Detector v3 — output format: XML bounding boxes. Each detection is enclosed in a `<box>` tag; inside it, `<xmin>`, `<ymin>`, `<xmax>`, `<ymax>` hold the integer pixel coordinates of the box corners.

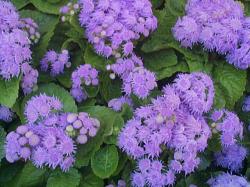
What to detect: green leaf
<box><xmin>21</xmin><ymin>83</ymin><xmax>77</xmax><ymax>123</ymax></box>
<box><xmin>0</xmin><ymin>77</ymin><xmax>20</xmax><ymax>108</ymax></box>
<box><xmin>0</xmin><ymin>127</ymin><xmax>6</xmax><ymax>161</ymax></box>
<box><xmin>84</xmin><ymin>45</ymin><xmax>109</xmax><ymax>71</ymax></box>
<box><xmin>99</xmin><ymin>73</ymin><xmax>122</xmax><ymax>102</ymax></box>
<box><xmin>75</xmin><ymin>106</ymin><xmax>123</xmax><ymax>167</ymax></box>
<box><xmin>141</xmin><ymin>0</ymin><xmax>186</xmax><ymax>52</ymax></box>
<box><xmin>213</xmin><ymin>61</ymin><xmax>247</xmax><ymax>109</ymax></box>
<box><xmin>10</xmin><ymin>162</ymin><xmax>47</xmax><ymax>187</ymax></box>
<box><xmin>91</xmin><ymin>145</ymin><xmax>119</xmax><ymax>179</ymax></box>
<box><xmin>30</xmin><ymin>0</ymin><xmax>69</xmax><ymax>15</ymax></box>
<box><xmin>12</xmin><ymin>0</ymin><xmax>30</xmax><ymax>9</ymax></box>
<box><xmin>80</xmin><ymin>172</ymin><xmax>104</xmax><ymax>187</ymax></box>
<box><xmin>47</xmin><ymin>168</ymin><xmax>81</xmax><ymax>187</ymax></box>
<box><xmin>20</xmin><ymin>10</ymin><xmax>58</xmax><ymax>35</ymax></box>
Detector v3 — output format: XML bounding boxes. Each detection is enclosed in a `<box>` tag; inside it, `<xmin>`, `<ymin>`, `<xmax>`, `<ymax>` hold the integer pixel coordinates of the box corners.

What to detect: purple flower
<box><xmin>174</xmin><ymin>72</ymin><xmax>214</xmax><ymax>115</ymax></box>
<box><xmin>21</xmin><ymin>63</ymin><xmax>38</xmax><ymax>95</ymax></box>
<box><xmin>108</xmin><ymin>96</ymin><xmax>133</xmax><ymax>111</ymax></box>
<box><xmin>24</xmin><ymin>94</ymin><xmax>63</xmax><ymax>124</ymax></box>
<box><xmin>172</xmin><ymin>16</ymin><xmax>200</xmax><ymax>47</ymax></box>
<box><xmin>65</xmin><ymin>112</ymin><xmax>100</xmax><ymax>144</ymax></box>
<box><xmin>19</xmin><ymin>18</ymin><xmax>40</xmax><ymax>44</ymax></box>
<box><xmin>210</xmin><ymin>110</ymin><xmax>243</xmax><ymax>146</ymax></box>
<box><xmin>215</xmin><ymin>144</ymin><xmax>247</xmax><ymax>172</ymax></box>
<box><xmin>123</xmin><ymin>67</ymin><xmax>157</xmax><ymax>99</ymax></box>
<box><xmin>0</xmin><ymin>29</ymin><xmax>31</xmax><ymax>80</ymax></box>
<box><xmin>207</xmin><ymin>173</ymin><xmax>250</xmax><ymax>187</ymax></box>
<box><xmin>70</xmin><ymin>64</ymin><xmax>99</xmax><ymax>102</ymax></box>
<box><xmin>40</xmin><ymin>50</ymin><xmax>70</xmax><ymax>77</ymax></box>
<box><xmin>79</xmin><ymin>0</ymin><xmax>157</xmax><ymax>58</ymax></box>
<box><xmin>0</xmin><ymin>105</ymin><xmax>13</xmax><ymax>122</ymax></box>
<box><xmin>0</xmin><ymin>1</ymin><xmax>20</xmax><ymax>32</ymax></box>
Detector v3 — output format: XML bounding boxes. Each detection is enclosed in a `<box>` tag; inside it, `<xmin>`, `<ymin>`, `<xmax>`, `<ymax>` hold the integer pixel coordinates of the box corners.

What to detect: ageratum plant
<box><xmin>0</xmin><ymin>0</ymin><xmax>250</xmax><ymax>186</ymax></box>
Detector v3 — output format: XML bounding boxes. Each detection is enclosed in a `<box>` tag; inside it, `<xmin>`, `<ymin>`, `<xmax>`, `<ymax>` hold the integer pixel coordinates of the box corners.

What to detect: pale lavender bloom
<box><xmin>211</xmin><ymin>110</ymin><xmax>243</xmax><ymax>146</ymax></box>
<box><xmin>40</xmin><ymin>50</ymin><xmax>70</xmax><ymax>76</ymax></box>
<box><xmin>78</xmin><ymin>0</ymin><xmax>157</xmax><ymax>58</ymax></box>
<box><xmin>24</xmin><ymin>94</ymin><xmax>63</xmax><ymax>124</ymax></box>
<box><xmin>60</xmin><ymin>2</ymin><xmax>79</xmax><ymax>22</ymax></box>
<box><xmin>108</xmin><ymin>96</ymin><xmax>133</xmax><ymax>111</ymax></box>
<box><xmin>70</xmin><ymin>64</ymin><xmax>99</xmax><ymax>102</ymax></box>
<box><xmin>132</xmin><ymin>159</ymin><xmax>167</xmax><ymax>187</ymax></box>
<box><xmin>174</xmin><ymin>72</ymin><xmax>214</xmax><ymax>115</ymax></box>
<box><xmin>0</xmin><ymin>1</ymin><xmax>20</xmax><ymax>32</ymax></box>
<box><xmin>215</xmin><ymin>144</ymin><xmax>247</xmax><ymax>172</ymax></box>
<box><xmin>65</xmin><ymin>112</ymin><xmax>100</xmax><ymax>144</ymax></box>
<box><xmin>21</xmin><ymin>62</ymin><xmax>38</xmax><ymax>95</ymax></box>
<box><xmin>0</xmin><ymin>105</ymin><xmax>13</xmax><ymax>122</ymax></box>
<box><xmin>207</xmin><ymin>173</ymin><xmax>250</xmax><ymax>187</ymax></box>
<box><xmin>123</xmin><ymin>67</ymin><xmax>157</xmax><ymax>99</ymax></box>
<box><xmin>19</xmin><ymin>18</ymin><xmax>40</xmax><ymax>44</ymax></box>
<box><xmin>0</xmin><ymin>29</ymin><xmax>31</xmax><ymax>80</ymax></box>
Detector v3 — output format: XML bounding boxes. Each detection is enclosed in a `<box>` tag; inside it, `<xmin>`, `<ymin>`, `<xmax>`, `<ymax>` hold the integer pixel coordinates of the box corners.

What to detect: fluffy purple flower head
<box><xmin>24</xmin><ymin>94</ymin><xmax>63</xmax><ymax>124</ymax></box>
<box><xmin>19</xmin><ymin>18</ymin><xmax>40</xmax><ymax>44</ymax></box>
<box><xmin>207</xmin><ymin>173</ymin><xmax>250</xmax><ymax>187</ymax></box>
<box><xmin>210</xmin><ymin>109</ymin><xmax>243</xmax><ymax>146</ymax></box>
<box><xmin>108</xmin><ymin>96</ymin><xmax>133</xmax><ymax>111</ymax></box>
<box><xmin>109</xmin><ymin>54</ymin><xmax>143</xmax><ymax>79</ymax></box>
<box><xmin>21</xmin><ymin>63</ymin><xmax>38</xmax><ymax>95</ymax></box>
<box><xmin>0</xmin><ymin>105</ymin><xmax>13</xmax><ymax>122</ymax></box>
<box><xmin>0</xmin><ymin>1</ymin><xmax>20</xmax><ymax>32</ymax></box>
<box><xmin>70</xmin><ymin>64</ymin><xmax>99</xmax><ymax>102</ymax></box>
<box><xmin>132</xmin><ymin>158</ymin><xmax>167</xmax><ymax>187</ymax></box>
<box><xmin>79</xmin><ymin>0</ymin><xmax>157</xmax><ymax>58</ymax></box>
<box><xmin>173</xmin><ymin>0</ymin><xmax>246</xmax><ymax>67</ymax></box>
<box><xmin>172</xmin><ymin>16</ymin><xmax>200</xmax><ymax>47</ymax></box>
<box><xmin>65</xmin><ymin>112</ymin><xmax>100</xmax><ymax>144</ymax></box>
<box><xmin>5</xmin><ymin>125</ymin><xmax>41</xmax><ymax>163</ymax></box>
<box><xmin>40</xmin><ymin>50</ymin><xmax>70</xmax><ymax>77</ymax></box>
<box><xmin>242</xmin><ymin>96</ymin><xmax>250</xmax><ymax>112</ymax></box>
<box><xmin>174</xmin><ymin>72</ymin><xmax>214</xmax><ymax>115</ymax></box>
<box><xmin>215</xmin><ymin>144</ymin><xmax>247</xmax><ymax>172</ymax></box>
<box><xmin>123</xmin><ymin>67</ymin><xmax>157</xmax><ymax>99</ymax></box>
<box><xmin>0</xmin><ymin>29</ymin><xmax>32</xmax><ymax>80</ymax></box>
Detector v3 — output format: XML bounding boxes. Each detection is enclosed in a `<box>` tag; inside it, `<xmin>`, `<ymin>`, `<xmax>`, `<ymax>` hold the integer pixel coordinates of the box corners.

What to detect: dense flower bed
<box><xmin>1</xmin><ymin>0</ymin><xmax>250</xmax><ymax>186</ymax></box>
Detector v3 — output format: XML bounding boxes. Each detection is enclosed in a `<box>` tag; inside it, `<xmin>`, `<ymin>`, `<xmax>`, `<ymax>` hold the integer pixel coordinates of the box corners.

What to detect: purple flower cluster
<box><xmin>78</xmin><ymin>0</ymin><xmax>157</xmax><ymax>98</ymax></box>
<box><xmin>215</xmin><ymin>144</ymin><xmax>247</xmax><ymax>172</ymax></box>
<box><xmin>173</xmin><ymin>0</ymin><xmax>250</xmax><ymax>69</ymax></box>
<box><xmin>0</xmin><ymin>1</ymin><xmax>20</xmax><ymax>32</ymax></box>
<box><xmin>108</xmin><ymin>96</ymin><xmax>133</xmax><ymax>111</ymax></box>
<box><xmin>60</xmin><ymin>2</ymin><xmax>80</xmax><ymax>22</ymax></box>
<box><xmin>70</xmin><ymin>64</ymin><xmax>99</xmax><ymax>102</ymax></box>
<box><xmin>119</xmin><ymin>72</ymin><xmax>214</xmax><ymax>186</ymax></box>
<box><xmin>210</xmin><ymin>110</ymin><xmax>246</xmax><ymax>172</ymax></box>
<box><xmin>6</xmin><ymin>94</ymin><xmax>100</xmax><ymax>171</ymax></box>
<box><xmin>19</xmin><ymin>18</ymin><xmax>40</xmax><ymax>44</ymax></box>
<box><xmin>79</xmin><ymin>0</ymin><xmax>157</xmax><ymax>58</ymax></box>
<box><xmin>0</xmin><ymin>105</ymin><xmax>13</xmax><ymax>122</ymax></box>
<box><xmin>207</xmin><ymin>173</ymin><xmax>250</xmax><ymax>187</ymax></box>
<box><xmin>210</xmin><ymin>110</ymin><xmax>243</xmax><ymax>146</ymax></box>
<box><xmin>65</xmin><ymin>113</ymin><xmax>100</xmax><ymax>144</ymax></box>
<box><xmin>24</xmin><ymin>94</ymin><xmax>63</xmax><ymax>124</ymax></box>
<box><xmin>40</xmin><ymin>50</ymin><xmax>71</xmax><ymax>77</ymax></box>
<box><xmin>21</xmin><ymin>63</ymin><xmax>38</xmax><ymax>95</ymax></box>
<box><xmin>0</xmin><ymin>1</ymin><xmax>32</xmax><ymax>80</ymax></box>
<box><xmin>132</xmin><ymin>158</ymin><xmax>170</xmax><ymax>187</ymax></box>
